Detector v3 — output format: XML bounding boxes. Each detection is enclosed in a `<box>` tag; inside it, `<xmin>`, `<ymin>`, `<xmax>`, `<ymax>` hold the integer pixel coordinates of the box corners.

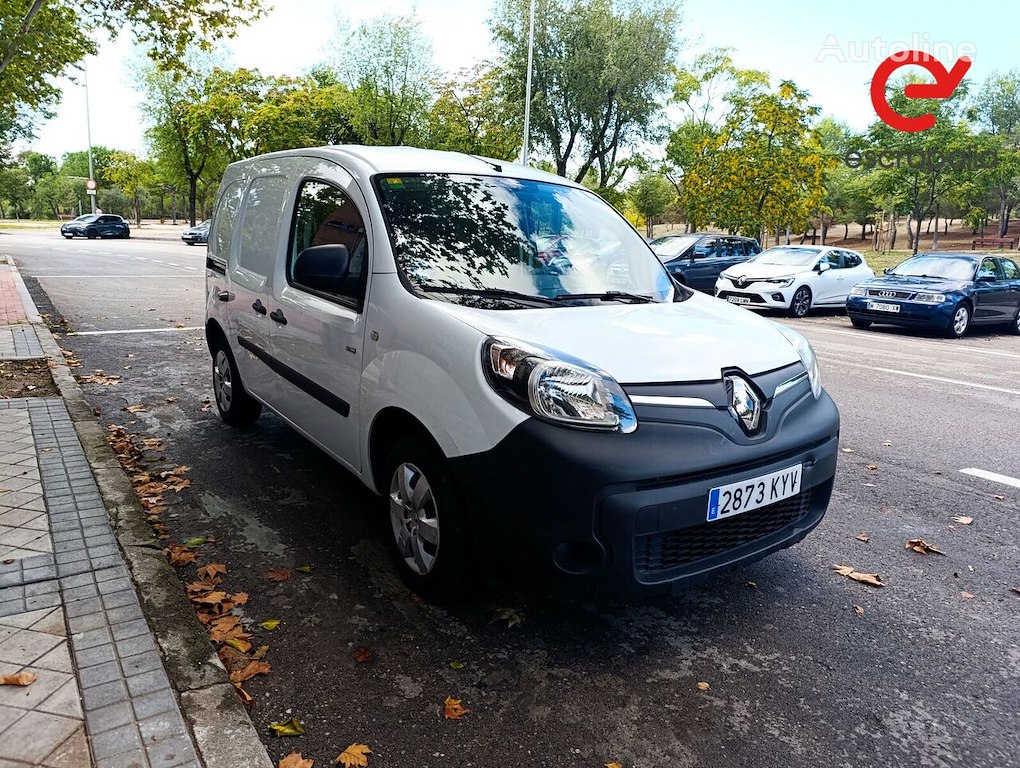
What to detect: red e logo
<box><xmin>870</xmin><ymin>50</ymin><xmax>971</xmax><ymax>132</ymax></box>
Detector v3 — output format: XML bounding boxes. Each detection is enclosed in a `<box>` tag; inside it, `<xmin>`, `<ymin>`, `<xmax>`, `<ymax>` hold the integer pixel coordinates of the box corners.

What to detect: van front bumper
<box><xmin>449</xmin><ymin>385</ymin><xmax>839</xmax><ymax>600</ymax></box>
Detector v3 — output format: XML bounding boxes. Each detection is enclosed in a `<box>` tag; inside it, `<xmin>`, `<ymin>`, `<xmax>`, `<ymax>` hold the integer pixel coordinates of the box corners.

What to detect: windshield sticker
<box><xmin>384</xmin><ymin>177</ymin><xmax>405</xmax><ymax>188</ymax></box>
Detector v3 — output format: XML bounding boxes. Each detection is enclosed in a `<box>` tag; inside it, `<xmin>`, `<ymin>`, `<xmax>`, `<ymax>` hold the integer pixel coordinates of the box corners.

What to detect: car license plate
<box><xmin>727</xmin><ymin>295</ymin><xmax>752</xmax><ymax>305</ymax></box>
<box><xmin>707</xmin><ymin>464</ymin><xmax>802</xmax><ymax>522</ymax></box>
<box><xmin>867</xmin><ymin>301</ymin><xmax>900</xmax><ymax>313</ymax></box>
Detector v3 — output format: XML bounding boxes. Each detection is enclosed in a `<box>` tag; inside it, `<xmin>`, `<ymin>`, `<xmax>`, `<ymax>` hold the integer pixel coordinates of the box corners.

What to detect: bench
<box><xmin>972</xmin><ymin>237</ymin><xmax>1017</xmax><ymax>249</ymax></box>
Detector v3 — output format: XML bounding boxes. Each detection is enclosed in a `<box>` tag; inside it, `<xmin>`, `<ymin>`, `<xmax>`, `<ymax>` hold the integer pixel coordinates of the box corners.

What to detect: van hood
<box><xmin>430</xmin><ymin>293</ymin><xmax>800</xmax><ymax>383</ymax></box>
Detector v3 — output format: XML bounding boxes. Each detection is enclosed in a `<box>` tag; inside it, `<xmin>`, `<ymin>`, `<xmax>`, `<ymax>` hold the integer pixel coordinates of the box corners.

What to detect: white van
<box><xmin>205</xmin><ymin>146</ymin><xmax>839</xmax><ymax>601</ymax></box>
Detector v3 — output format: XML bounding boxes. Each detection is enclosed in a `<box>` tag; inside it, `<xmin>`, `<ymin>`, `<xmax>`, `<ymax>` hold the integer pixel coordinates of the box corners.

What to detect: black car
<box><xmin>846</xmin><ymin>253</ymin><xmax>1020</xmax><ymax>337</ymax></box>
<box><xmin>650</xmin><ymin>233</ymin><xmax>761</xmax><ymax>292</ymax></box>
<box><xmin>60</xmin><ymin>214</ymin><xmax>130</xmax><ymax>240</ymax></box>
<box><xmin>181</xmin><ymin>219</ymin><xmax>211</xmax><ymax>245</ymax></box>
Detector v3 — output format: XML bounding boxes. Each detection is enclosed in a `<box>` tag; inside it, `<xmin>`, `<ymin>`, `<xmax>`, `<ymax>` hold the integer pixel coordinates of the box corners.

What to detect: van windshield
<box><xmin>374</xmin><ymin>174</ymin><xmax>674</xmax><ymax>307</ymax></box>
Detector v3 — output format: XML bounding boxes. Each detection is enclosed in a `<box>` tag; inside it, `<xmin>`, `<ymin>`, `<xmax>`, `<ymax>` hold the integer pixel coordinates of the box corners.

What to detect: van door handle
<box><xmin>269</xmin><ymin>309</ymin><xmax>287</xmax><ymax>325</ymax></box>
<box><xmin>217</xmin><ymin>290</ymin><xmax>234</xmax><ymax>302</ymax></box>
<box><xmin>252</xmin><ymin>299</ymin><xmax>267</xmax><ymax>315</ymax></box>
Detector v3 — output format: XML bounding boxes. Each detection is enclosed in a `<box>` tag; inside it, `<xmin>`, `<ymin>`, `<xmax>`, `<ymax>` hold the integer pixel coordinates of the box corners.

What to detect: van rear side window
<box><xmin>210</xmin><ymin>181</ymin><xmax>243</xmax><ymax>269</ymax></box>
<box><xmin>237</xmin><ymin>176</ymin><xmax>289</xmax><ymax>279</ymax></box>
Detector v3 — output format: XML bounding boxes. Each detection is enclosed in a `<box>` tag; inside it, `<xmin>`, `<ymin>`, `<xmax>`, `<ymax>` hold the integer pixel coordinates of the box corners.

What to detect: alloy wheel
<box><xmin>389</xmin><ymin>462</ymin><xmax>440</xmax><ymax>576</ymax></box>
<box><xmin>791</xmin><ymin>288</ymin><xmax>811</xmax><ymax>317</ymax></box>
<box><xmin>953</xmin><ymin>306</ymin><xmax>969</xmax><ymax>336</ymax></box>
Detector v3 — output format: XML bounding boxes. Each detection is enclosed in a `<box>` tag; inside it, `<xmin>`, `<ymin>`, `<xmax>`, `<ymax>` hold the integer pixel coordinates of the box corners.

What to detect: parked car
<box><xmin>715</xmin><ymin>245</ymin><xmax>872</xmax><ymax>317</ymax></box>
<box><xmin>205</xmin><ymin>146</ymin><xmax>839</xmax><ymax>601</ymax></box>
<box><xmin>846</xmin><ymin>253</ymin><xmax>1020</xmax><ymax>338</ymax></box>
<box><xmin>60</xmin><ymin>213</ymin><xmax>130</xmax><ymax>239</ymax></box>
<box><xmin>182</xmin><ymin>219</ymin><xmax>211</xmax><ymax>245</ymax></box>
<box><xmin>650</xmin><ymin>233</ymin><xmax>761</xmax><ymax>292</ymax></box>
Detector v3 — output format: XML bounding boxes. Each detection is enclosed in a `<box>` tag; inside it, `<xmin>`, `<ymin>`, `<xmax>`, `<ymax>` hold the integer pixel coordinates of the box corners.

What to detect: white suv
<box><xmin>204</xmin><ymin>146</ymin><xmax>839</xmax><ymax>601</ymax></box>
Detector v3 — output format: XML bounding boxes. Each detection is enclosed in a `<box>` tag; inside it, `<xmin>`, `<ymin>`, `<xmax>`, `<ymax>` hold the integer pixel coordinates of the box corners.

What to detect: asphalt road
<box><xmin>5</xmin><ymin>229</ymin><xmax>1019</xmax><ymax>768</ymax></box>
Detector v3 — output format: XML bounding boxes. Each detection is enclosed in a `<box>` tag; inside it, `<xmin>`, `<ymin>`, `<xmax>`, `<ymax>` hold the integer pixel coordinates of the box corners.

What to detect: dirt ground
<box><xmin>0</xmin><ymin>358</ymin><xmax>59</xmax><ymax>398</ymax></box>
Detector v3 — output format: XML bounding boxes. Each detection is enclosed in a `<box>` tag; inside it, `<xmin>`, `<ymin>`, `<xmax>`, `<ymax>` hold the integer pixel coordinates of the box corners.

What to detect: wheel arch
<box><xmin>368</xmin><ymin>407</ymin><xmax>446</xmax><ymax>496</ymax></box>
<box><xmin>205</xmin><ymin>318</ymin><xmax>228</xmax><ymax>357</ymax></box>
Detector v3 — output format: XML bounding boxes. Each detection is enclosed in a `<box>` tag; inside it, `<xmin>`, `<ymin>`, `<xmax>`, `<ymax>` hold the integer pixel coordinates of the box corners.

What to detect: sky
<box><xmin>21</xmin><ymin>0</ymin><xmax>1016</xmax><ymax>163</ymax></box>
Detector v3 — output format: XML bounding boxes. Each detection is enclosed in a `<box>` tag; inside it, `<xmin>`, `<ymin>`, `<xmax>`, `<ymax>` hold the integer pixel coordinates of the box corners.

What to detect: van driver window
<box><xmin>288</xmin><ymin>180</ymin><xmax>368</xmax><ymax>308</ymax></box>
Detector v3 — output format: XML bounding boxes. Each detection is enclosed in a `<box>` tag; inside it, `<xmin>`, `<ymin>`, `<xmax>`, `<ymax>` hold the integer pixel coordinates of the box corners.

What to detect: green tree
<box><xmin>425</xmin><ymin>65</ymin><xmax>519</xmax><ymax>160</ymax></box>
<box><xmin>627</xmin><ymin>172</ymin><xmax>675</xmax><ymax>237</ymax></box>
<box><xmin>971</xmin><ymin>70</ymin><xmax>1020</xmax><ymax>236</ymax></box>
<box><xmin>492</xmin><ymin>0</ymin><xmax>681</xmax><ymax>186</ymax></box>
<box><xmin>106</xmin><ymin>151</ymin><xmax>153</xmax><ymax>224</ymax></box>
<box><xmin>0</xmin><ymin>165</ymin><xmax>31</xmax><ymax>218</ymax></box>
<box><xmin>328</xmin><ymin>13</ymin><xmax>435</xmax><ymax>146</ymax></box>
<box><xmin>0</xmin><ymin>0</ymin><xmax>265</xmax><ymax>143</ymax></box>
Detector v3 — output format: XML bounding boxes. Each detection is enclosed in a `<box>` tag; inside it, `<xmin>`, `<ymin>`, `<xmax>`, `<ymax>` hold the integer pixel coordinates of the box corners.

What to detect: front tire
<box><xmin>211</xmin><ymin>343</ymin><xmax>262</xmax><ymax>426</ymax></box>
<box><xmin>384</xmin><ymin>437</ymin><xmax>469</xmax><ymax>603</ymax></box>
<box><xmin>86</xmin><ymin>230</ymin><xmax>97</xmax><ymax>240</ymax></box>
<box><xmin>788</xmin><ymin>286</ymin><xmax>812</xmax><ymax>318</ymax></box>
<box><xmin>946</xmin><ymin>303</ymin><xmax>971</xmax><ymax>338</ymax></box>
<box><xmin>850</xmin><ymin>317</ymin><xmax>872</xmax><ymax>329</ymax></box>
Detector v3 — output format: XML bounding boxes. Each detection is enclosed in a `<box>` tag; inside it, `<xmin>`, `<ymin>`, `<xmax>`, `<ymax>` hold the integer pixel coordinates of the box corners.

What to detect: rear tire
<box><xmin>850</xmin><ymin>317</ymin><xmax>872</xmax><ymax>329</ymax></box>
<box><xmin>86</xmin><ymin>230</ymin><xmax>97</xmax><ymax>240</ymax></box>
<box><xmin>945</xmin><ymin>303</ymin><xmax>971</xmax><ymax>338</ymax></box>
<box><xmin>1010</xmin><ymin>307</ymin><xmax>1020</xmax><ymax>335</ymax></box>
<box><xmin>788</xmin><ymin>286</ymin><xmax>812</xmax><ymax>318</ymax></box>
<box><xmin>62</xmin><ymin>234</ymin><xmax>73</xmax><ymax>239</ymax></box>
<box><xmin>384</xmin><ymin>436</ymin><xmax>469</xmax><ymax>603</ymax></box>
<box><xmin>211</xmin><ymin>342</ymin><xmax>262</xmax><ymax>426</ymax></box>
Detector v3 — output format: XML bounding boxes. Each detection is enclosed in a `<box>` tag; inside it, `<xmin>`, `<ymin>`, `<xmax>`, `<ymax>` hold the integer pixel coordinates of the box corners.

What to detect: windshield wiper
<box><xmin>418</xmin><ymin>286</ymin><xmax>559</xmax><ymax>306</ymax></box>
<box><xmin>551</xmin><ymin>291</ymin><xmax>655</xmax><ymax>304</ymax></box>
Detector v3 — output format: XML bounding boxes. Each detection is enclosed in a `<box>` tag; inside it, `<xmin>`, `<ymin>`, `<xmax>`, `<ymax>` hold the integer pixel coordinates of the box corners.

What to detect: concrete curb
<box><xmin>11</xmin><ymin>263</ymin><xmax>273</xmax><ymax>768</ymax></box>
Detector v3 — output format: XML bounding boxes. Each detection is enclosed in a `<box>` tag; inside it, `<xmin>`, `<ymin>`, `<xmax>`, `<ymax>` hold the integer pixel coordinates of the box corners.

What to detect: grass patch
<box><xmin>0</xmin><ymin>359</ymin><xmax>59</xmax><ymax>398</ymax></box>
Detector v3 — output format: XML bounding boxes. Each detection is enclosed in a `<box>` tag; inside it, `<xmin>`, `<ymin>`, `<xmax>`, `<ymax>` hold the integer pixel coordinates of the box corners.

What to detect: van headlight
<box><xmin>483</xmin><ymin>337</ymin><xmax>637</xmax><ymax>433</ymax></box>
<box><xmin>775</xmin><ymin>325</ymin><xmax>821</xmax><ymax>398</ymax></box>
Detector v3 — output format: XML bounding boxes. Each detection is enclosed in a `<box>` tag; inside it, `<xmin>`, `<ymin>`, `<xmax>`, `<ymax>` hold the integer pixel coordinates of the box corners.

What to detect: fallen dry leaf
<box><xmin>191</xmin><ymin>591</ymin><xmax>230</xmax><ymax>606</ymax></box>
<box><xmin>224</xmin><ymin>637</ymin><xmax>253</xmax><ymax>654</ymax></box>
<box><xmin>448</xmin><ymin>660</ymin><xmax>465</xmax><ymax>670</ymax></box>
<box><xmin>696</xmin><ymin>681</ymin><xmax>710</xmax><ymax>691</ymax></box>
<box><xmin>855</xmin><ymin>532</ymin><xmax>871</xmax><ymax>543</ymax></box>
<box><xmin>252</xmin><ymin>645</ymin><xmax>269</xmax><ymax>660</ymax></box>
<box><xmin>905</xmin><ymin>538</ymin><xmax>945</xmax><ymax>555</ymax></box>
<box><xmin>266</xmin><ymin>566</ymin><xmax>291</xmax><ymax>582</ymax></box>
<box><xmin>123</xmin><ymin>404</ymin><xmax>146</xmax><ymax>413</ymax></box>
<box><xmin>605</xmin><ymin>763</ymin><xmax>623</xmax><ymax>768</ymax></box>
<box><xmin>833</xmin><ymin>564</ymin><xmax>885</xmax><ymax>588</ymax></box>
<box><xmin>866</xmin><ymin>464</ymin><xmax>878</xmax><ymax>471</ymax></box>
<box><xmin>336</xmin><ymin>743</ymin><xmax>371</xmax><ymax>768</ymax></box>
<box><xmin>993</xmin><ymin>494</ymin><xmax>1005</xmax><ymax>501</ymax></box>
<box><xmin>1009</xmin><ymin>587</ymin><xmax>1020</xmax><ymax>597</ymax></box>
<box><xmin>853</xmin><ymin>604</ymin><xmax>865</xmax><ymax>617</ymax></box>
<box><xmin>961</xmin><ymin>591</ymin><xmax>975</xmax><ymax>599</ymax></box>
<box><xmin>489</xmin><ymin>607</ymin><xmax>524</xmax><ymax>627</ymax></box>
<box><xmin>744</xmin><ymin>581</ymin><xmax>757</xmax><ymax>589</ymax></box>
<box><xmin>840</xmin><ymin>447</ymin><xmax>855</xmax><ymax>454</ymax></box>
<box><xmin>229</xmin><ymin>660</ymin><xmax>271</xmax><ymax>683</ymax></box>
<box><xmin>165</xmin><ymin>397</ymin><xmax>179</xmax><ymax>404</ymax></box>
<box><xmin>0</xmin><ymin>671</ymin><xmax>37</xmax><ymax>686</ymax></box>
<box><xmin>268</xmin><ymin>718</ymin><xmax>305</xmax><ymax>737</ymax></box>
<box><xmin>443</xmin><ymin>696</ymin><xmax>471</xmax><ymax>720</ymax></box>
<box><xmin>280</xmin><ymin>754</ymin><xmax>314</xmax><ymax>768</ymax></box>
<box><xmin>295</xmin><ymin>565</ymin><xmax>313</xmax><ymax>573</ymax></box>
<box><xmin>258</xmin><ymin>619</ymin><xmax>281</xmax><ymax>631</ymax></box>
<box><xmin>352</xmin><ymin>647</ymin><xmax>373</xmax><ymax>663</ymax></box>
<box><xmin>197</xmin><ymin>563</ymin><xmax>227</xmax><ymax>582</ymax></box>
<box><xmin>232</xmin><ymin>592</ymin><xmax>249</xmax><ymax>605</ymax></box>
<box><xmin>164</xmin><ymin>545</ymin><xmax>197</xmax><ymax>566</ymax></box>
<box><xmin>951</xmin><ymin>516</ymin><xmax>973</xmax><ymax>526</ymax></box>
<box><xmin>233</xmin><ymin>682</ymin><xmax>254</xmax><ymax>708</ymax></box>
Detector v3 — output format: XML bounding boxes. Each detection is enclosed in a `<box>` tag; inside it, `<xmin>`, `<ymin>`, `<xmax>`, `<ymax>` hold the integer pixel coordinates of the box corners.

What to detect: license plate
<box><xmin>867</xmin><ymin>301</ymin><xmax>900</xmax><ymax>313</ymax></box>
<box><xmin>707</xmin><ymin>464</ymin><xmax>802</xmax><ymax>522</ymax></box>
<box><xmin>727</xmin><ymin>295</ymin><xmax>752</xmax><ymax>305</ymax></box>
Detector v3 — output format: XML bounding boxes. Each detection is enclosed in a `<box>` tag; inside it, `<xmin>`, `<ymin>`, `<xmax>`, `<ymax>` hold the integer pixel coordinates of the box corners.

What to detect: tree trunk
<box><xmin>799</xmin><ymin>230</ymin><xmax>808</xmax><ymax>244</ymax></box>
<box><xmin>889</xmin><ymin>213</ymin><xmax>898</xmax><ymax>250</ymax></box>
<box><xmin>861</xmin><ymin>223</ymin><xmax>867</xmax><ymax>240</ymax></box>
<box><xmin>932</xmin><ymin>204</ymin><xmax>940</xmax><ymax>250</ymax></box>
<box><xmin>645</xmin><ymin>218</ymin><xmax>653</xmax><ymax>238</ymax></box>
<box><xmin>844</xmin><ymin>222</ymin><xmax>849</xmax><ymax>239</ymax></box>
<box><xmin>926</xmin><ymin>217</ymin><xmax>933</xmax><ymax>234</ymax></box>
<box><xmin>998</xmin><ymin>196</ymin><xmax>1009</xmax><ymax>237</ymax></box>
<box><xmin>820</xmin><ymin>218</ymin><xmax>828</xmax><ymax>245</ymax></box>
<box><xmin>785</xmin><ymin>226</ymin><xmax>791</xmax><ymax>245</ymax></box>
<box><xmin>188</xmin><ymin>176</ymin><xmax>198</xmax><ymax>227</ymax></box>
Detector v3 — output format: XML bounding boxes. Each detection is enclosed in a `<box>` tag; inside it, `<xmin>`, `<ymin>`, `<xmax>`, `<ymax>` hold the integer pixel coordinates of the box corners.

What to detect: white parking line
<box><xmin>802</xmin><ymin>325</ymin><xmax>1020</xmax><ymax>359</ymax></box>
<box><xmin>67</xmin><ymin>326</ymin><xmax>202</xmax><ymax>336</ymax></box>
<box><xmin>34</xmin><ymin>274</ymin><xmax>202</xmax><ymax>278</ymax></box>
<box><xmin>959</xmin><ymin>468</ymin><xmax>1020</xmax><ymax>490</ymax></box>
<box><xmin>818</xmin><ymin>357</ymin><xmax>1020</xmax><ymax>395</ymax></box>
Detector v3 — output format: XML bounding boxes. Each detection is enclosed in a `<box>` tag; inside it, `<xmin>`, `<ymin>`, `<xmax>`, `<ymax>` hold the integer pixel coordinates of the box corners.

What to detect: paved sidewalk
<box><xmin>0</xmin><ymin>263</ymin><xmax>204</xmax><ymax>767</ymax></box>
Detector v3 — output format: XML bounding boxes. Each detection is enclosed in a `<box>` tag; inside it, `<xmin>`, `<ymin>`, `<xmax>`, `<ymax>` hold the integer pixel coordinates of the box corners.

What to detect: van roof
<box><xmin>237</xmin><ymin>145</ymin><xmax>576</xmax><ymax>186</ymax></box>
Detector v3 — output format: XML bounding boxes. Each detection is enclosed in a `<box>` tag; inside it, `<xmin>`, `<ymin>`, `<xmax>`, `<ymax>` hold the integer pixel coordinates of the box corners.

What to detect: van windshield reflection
<box><xmin>374</xmin><ymin>174</ymin><xmax>673</xmax><ymax>307</ymax></box>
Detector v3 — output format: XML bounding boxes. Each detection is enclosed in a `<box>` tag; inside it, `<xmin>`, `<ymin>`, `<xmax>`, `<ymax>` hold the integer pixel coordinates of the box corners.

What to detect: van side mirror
<box><xmin>293</xmin><ymin>244</ymin><xmax>351</xmax><ymax>295</ymax></box>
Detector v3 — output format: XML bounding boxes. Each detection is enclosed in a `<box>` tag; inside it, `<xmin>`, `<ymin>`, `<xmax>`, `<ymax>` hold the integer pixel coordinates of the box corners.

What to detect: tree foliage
<box><xmin>628</xmin><ymin>172</ymin><xmax>675</xmax><ymax>236</ymax></box>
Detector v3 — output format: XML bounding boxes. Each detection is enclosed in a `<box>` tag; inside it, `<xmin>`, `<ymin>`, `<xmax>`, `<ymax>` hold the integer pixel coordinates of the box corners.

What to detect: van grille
<box><xmin>634</xmin><ymin>489</ymin><xmax>813</xmax><ymax>575</ymax></box>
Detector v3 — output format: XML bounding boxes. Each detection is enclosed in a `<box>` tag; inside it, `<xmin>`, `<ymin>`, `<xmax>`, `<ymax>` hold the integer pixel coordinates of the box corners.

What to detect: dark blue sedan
<box><xmin>650</xmin><ymin>233</ymin><xmax>760</xmax><ymax>292</ymax></box>
<box><xmin>846</xmin><ymin>253</ymin><xmax>1020</xmax><ymax>337</ymax></box>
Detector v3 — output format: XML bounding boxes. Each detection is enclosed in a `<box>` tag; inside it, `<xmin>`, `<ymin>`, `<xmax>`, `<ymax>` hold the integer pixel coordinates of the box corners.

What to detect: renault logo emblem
<box><xmin>735</xmin><ymin>276</ymin><xmax>748</xmax><ymax>289</ymax></box>
<box><xmin>725</xmin><ymin>374</ymin><xmax>762</xmax><ymax>434</ymax></box>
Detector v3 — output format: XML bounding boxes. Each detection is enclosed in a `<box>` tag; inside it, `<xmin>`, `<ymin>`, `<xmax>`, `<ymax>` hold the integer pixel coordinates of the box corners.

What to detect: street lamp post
<box><xmin>519</xmin><ymin>0</ymin><xmax>536</xmax><ymax>166</ymax></box>
<box><xmin>84</xmin><ymin>63</ymin><xmax>96</xmax><ymax>214</ymax></box>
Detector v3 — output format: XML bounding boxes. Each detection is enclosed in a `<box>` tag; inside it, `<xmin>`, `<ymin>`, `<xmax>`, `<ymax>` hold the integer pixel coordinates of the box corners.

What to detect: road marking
<box><xmin>959</xmin><ymin>468</ymin><xmax>1020</xmax><ymax>490</ymax></box>
<box><xmin>67</xmin><ymin>326</ymin><xmax>202</xmax><ymax>336</ymax></box>
<box><xmin>184</xmin><ymin>266</ymin><xmax>198</xmax><ymax>271</ymax></box>
<box><xmin>818</xmin><ymin>357</ymin><xmax>1020</xmax><ymax>395</ymax></box>
<box><xmin>801</xmin><ymin>325</ymin><xmax>1020</xmax><ymax>359</ymax></box>
<box><xmin>32</xmin><ymin>274</ymin><xmax>203</xmax><ymax>279</ymax></box>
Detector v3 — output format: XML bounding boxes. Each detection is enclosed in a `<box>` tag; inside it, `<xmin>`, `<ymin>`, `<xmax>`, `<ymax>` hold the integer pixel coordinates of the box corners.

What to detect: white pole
<box><xmin>84</xmin><ymin>63</ymin><xmax>96</xmax><ymax>214</ymax></box>
<box><xmin>519</xmin><ymin>0</ymin><xmax>536</xmax><ymax>166</ymax></box>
